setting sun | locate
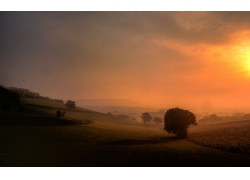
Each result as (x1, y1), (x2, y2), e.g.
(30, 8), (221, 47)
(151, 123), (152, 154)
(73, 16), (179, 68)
(245, 51), (250, 71)
(2, 12), (250, 111)
(235, 45), (250, 77)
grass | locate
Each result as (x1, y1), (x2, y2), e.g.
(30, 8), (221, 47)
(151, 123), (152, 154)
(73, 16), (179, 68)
(1, 121), (250, 167)
(20, 97), (66, 109)
(1, 98), (250, 166)
(188, 120), (250, 154)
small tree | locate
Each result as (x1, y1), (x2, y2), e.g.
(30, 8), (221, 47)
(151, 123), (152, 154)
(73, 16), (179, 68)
(153, 116), (163, 124)
(117, 114), (130, 120)
(65, 100), (76, 110)
(164, 107), (197, 138)
(129, 116), (137, 121)
(141, 112), (152, 124)
(56, 110), (66, 118)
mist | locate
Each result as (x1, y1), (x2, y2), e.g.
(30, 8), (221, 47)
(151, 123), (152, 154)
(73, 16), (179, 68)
(1, 12), (250, 115)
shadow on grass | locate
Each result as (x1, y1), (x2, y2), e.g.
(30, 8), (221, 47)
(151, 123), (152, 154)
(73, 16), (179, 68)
(105, 136), (182, 146)
(0, 114), (84, 127)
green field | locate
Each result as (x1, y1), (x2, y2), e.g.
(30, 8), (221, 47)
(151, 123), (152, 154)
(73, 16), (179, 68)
(1, 98), (250, 167)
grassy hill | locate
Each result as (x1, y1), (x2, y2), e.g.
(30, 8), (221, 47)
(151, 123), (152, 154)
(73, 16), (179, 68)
(1, 97), (139, 127)
(1, 96), (250, 166)
(20, 97), (67, 109)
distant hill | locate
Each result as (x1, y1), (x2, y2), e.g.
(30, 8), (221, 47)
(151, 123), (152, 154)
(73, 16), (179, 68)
(76, 98), (140, 107)
(199, 113), (250, 124)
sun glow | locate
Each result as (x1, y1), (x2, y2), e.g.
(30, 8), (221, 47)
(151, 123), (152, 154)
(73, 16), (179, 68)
(216, 40), (250, 78)
(246, 51), (250, 70)
(237, 47), (250, 76)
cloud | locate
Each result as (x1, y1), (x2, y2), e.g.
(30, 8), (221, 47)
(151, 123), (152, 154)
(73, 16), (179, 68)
(2, 12), (250, 109)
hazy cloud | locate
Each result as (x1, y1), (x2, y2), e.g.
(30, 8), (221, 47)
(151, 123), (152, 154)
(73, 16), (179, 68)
(1, 12), (250, 110)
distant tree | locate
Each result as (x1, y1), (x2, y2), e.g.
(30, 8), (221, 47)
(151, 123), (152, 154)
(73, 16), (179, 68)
(108, 112), (112, 115)
(56, 110), (66, 118)
(141, 112), (152, 124)
(65, 100), (76, 110)
(118, 114), (130, 120)
(164, 107), (197, 138)
(129, 116), (137, 121)
(153, 116), (163, 124)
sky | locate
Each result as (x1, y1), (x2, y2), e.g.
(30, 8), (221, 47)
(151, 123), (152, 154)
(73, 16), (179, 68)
(1, 11), (250, 111)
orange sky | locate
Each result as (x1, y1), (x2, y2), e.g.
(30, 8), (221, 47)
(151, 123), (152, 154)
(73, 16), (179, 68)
(1, 12), (250, 112)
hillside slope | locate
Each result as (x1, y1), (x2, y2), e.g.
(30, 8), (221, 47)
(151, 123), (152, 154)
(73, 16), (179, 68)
(1, 97), (139, 127)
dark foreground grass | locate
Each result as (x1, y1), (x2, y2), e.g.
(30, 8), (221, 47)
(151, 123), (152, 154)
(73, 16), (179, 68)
(1, 97), (250, 167)
(1, 121), (250, 167)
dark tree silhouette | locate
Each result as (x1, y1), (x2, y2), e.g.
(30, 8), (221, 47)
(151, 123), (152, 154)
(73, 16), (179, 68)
(65, 100), (76, 110)
(153, 116), (163, 124)
(164, 107), (197, 138)
(4, 86), (64, 103)
(141, 112), (152, 124)
(117, 114), (130, 120)
(129, 116), (137, 121)
(56, 110), (66, 118)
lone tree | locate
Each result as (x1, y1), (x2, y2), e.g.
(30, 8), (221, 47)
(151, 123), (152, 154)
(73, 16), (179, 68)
(141, 112), (152, 124)
(56, 110), (66, 118)
(164, 107), (197, 138)
(153, 116), (163, 124)
(65, 100), (76, 110)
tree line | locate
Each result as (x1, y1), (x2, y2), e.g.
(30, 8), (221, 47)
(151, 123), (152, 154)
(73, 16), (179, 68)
(199, 113), (250, 124)
(2, 85), (64, 103)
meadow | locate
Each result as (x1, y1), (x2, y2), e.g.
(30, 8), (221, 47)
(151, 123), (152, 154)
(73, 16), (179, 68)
(188, 120), (250, 154)
(1, 98), (250, 167)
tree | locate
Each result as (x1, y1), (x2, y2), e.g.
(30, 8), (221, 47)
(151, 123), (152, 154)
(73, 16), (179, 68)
(164, 107), (197, 138)
(141, 112), (152, 124)
(153, 116), (163, 124)
(65, 100), (76, 110)
(56, 110), (66, 118)
(129, 116), (137, 121)
(117, 114), (130, 120)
